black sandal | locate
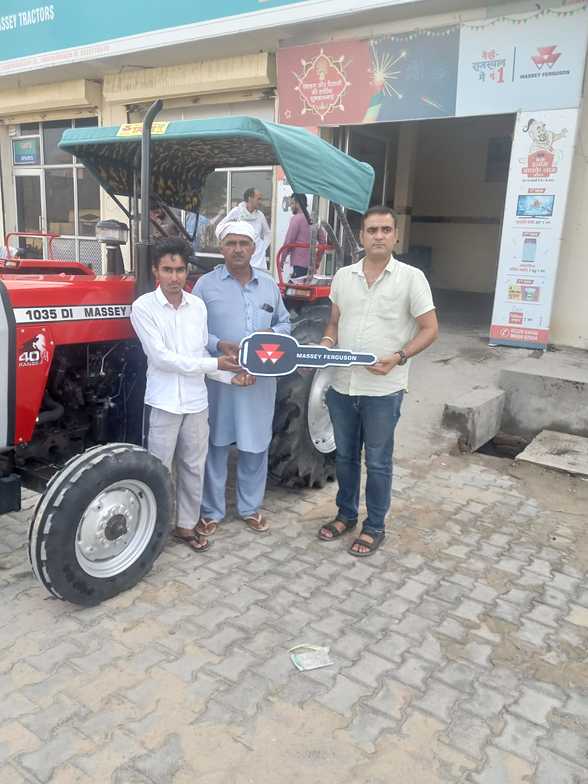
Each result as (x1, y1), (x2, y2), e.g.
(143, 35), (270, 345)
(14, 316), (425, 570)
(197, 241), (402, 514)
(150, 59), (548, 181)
(318, 518), (357, 541)
(348, 531), (385, 557)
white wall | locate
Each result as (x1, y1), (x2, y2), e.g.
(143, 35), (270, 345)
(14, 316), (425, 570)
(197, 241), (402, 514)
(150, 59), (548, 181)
(549, 99), (588, 350)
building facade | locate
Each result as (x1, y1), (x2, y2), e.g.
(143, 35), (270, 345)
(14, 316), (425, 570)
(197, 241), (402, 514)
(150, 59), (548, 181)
(0, 0), (586, 349)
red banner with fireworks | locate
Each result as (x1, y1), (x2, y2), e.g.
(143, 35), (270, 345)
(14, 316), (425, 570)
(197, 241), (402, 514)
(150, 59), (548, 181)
(277, 27), (459, 127)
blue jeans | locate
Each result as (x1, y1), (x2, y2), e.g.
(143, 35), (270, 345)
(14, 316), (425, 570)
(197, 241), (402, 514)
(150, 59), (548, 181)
(326, 388), (404, 536)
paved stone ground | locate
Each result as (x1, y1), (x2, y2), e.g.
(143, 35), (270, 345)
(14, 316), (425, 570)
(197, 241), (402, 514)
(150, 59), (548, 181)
(1, 451), (587, 783)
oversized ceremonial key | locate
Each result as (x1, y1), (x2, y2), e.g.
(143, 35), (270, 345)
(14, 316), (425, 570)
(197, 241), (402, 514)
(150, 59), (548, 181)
(238, 332), (377, 377)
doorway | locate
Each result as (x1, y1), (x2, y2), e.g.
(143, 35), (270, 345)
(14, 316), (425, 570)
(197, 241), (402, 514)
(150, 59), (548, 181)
(343, 114), (516, 333)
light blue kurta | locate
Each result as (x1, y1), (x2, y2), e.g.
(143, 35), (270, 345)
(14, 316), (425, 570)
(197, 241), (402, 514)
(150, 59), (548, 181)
(193, 265), (291, 453)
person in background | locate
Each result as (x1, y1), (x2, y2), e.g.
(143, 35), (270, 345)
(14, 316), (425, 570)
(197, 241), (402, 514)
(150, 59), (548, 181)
(193, 220), (290, 535)
(282, 193), (325, 278)
(131, 238), (253, 553)
(216, 188), (271, 270)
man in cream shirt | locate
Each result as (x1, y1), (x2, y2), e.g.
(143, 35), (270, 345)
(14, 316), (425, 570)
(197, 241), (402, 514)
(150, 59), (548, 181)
(318, 207), (438, 556)
(131, 237), (253, 552)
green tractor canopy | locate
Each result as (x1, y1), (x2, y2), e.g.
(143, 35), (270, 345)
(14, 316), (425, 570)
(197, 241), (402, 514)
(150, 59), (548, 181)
(60, 116), (375, 215)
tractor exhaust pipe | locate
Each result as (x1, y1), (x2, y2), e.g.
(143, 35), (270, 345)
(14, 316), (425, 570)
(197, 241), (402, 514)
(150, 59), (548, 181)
(135, 99), (163, 300)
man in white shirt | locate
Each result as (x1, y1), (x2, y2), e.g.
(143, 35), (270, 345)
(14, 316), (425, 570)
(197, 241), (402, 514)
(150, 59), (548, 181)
(131, 238), (252, 552)
(216, 188), (271, 270)
(317, 207), (439, 557)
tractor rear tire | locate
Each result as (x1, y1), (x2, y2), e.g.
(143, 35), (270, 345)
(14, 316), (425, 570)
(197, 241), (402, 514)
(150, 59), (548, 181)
(29, 444), (172, 606)
(269, 301), (336, 488)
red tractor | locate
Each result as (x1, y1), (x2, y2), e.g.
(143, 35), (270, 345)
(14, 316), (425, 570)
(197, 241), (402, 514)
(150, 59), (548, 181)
(0, 101), (374, 605)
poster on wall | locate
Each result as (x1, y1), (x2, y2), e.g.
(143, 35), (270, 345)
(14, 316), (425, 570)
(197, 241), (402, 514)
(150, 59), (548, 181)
(489, 107), (579, 349)
(277, 39), (371, 126)
(277, 27), (459, 127)
(456, 6), (588, 117)
(364, 26), (459, 123)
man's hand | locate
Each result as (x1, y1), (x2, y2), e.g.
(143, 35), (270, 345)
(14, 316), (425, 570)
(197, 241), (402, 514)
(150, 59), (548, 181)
(366, 354), (401, 376)
(218, 355), (241, 373)
(231, 372), (256, 387)
(218, 340), (239, 360)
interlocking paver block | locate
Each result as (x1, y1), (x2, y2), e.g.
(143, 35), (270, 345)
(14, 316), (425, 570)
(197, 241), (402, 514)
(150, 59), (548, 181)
(378, 595), (412, 619)
(316, 675), (374, 717)
(551, 572), (580, 594)
(330, 631), (372, 660)
(367, 680), (415, 720)
(344, 651), (395, 688)
(535, 747), (588, 784)
(393, 613), (434, 641)
(516, 619), (551, 648)
(19, 728), (95, 783)
(395, 578), (428, 603)
(437, 617), (468, 642)
(541, 725), (588, 769)
(443, 710), (491, 759)
(462, 684), (508, 720)
(391, 656), (432, 690)
(437, 661), (477, 693)
(470, 745), (534, 784)
(131, 733), (183, 782)
(495, 713), (546, 762)
(566, 604), (588, 628)
(215, 672), (270, 718)
(479, 666), (521, 697)
(415, 680), (460, 722)
(369, 631), (412, 662)
(345, 705), (399, 752)
(510, 685), (563, 727)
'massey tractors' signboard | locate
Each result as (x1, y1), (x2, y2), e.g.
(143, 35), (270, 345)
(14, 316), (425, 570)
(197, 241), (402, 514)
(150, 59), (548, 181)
(0, 0), (418, 76)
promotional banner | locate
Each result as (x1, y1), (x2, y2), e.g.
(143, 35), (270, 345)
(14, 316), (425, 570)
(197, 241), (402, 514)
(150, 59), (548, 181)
(277, 5), (588, 127)
(489, 108), (579, 348)
(277, 26), (459, 126)
(456, 6), (588, 117)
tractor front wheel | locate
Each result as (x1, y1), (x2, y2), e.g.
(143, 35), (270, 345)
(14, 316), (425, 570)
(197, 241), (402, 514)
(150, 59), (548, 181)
(29, 444), (171, 606)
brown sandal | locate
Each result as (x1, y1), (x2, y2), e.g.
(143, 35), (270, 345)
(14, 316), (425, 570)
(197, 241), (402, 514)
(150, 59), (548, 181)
(172, 531), (210, 552)
(195, 518), (218, 536)
(242, 513), (269, 533)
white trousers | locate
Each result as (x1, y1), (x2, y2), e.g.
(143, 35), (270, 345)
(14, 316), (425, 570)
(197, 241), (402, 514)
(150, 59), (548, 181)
(144, 406), (209, 528)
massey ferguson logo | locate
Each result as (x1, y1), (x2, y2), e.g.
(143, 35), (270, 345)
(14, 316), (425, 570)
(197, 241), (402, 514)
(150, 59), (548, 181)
(255, 343), (285, 365)
(532, 46), (561, 70)
(18, 333), (49, 367)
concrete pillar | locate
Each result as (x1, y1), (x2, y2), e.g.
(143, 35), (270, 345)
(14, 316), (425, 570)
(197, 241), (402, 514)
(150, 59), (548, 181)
(393, 122), (419, 254)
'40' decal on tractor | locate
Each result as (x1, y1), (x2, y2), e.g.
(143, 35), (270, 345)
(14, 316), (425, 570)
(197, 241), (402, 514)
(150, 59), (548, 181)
(239, 332), (376, 377)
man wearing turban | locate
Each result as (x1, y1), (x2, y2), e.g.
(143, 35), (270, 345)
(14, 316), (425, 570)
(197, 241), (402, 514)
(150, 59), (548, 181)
(193, 221), (290, 534)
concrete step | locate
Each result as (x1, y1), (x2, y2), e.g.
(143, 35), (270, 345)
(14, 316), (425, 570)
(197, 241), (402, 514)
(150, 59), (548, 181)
(516, 430), (588, 478)
(442, 387), (505, 452)
(499, 351), (588, 439)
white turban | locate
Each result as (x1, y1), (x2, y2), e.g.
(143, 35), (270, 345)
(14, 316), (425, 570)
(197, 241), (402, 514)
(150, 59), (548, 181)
(215, 219), (256, 243)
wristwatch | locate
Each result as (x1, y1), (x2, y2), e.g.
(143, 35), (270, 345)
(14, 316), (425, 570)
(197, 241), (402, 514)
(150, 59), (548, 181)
(395, 350), (408, 366)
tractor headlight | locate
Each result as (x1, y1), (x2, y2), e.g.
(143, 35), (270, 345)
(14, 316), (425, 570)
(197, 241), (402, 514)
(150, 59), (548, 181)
(96, 220), (128, 246)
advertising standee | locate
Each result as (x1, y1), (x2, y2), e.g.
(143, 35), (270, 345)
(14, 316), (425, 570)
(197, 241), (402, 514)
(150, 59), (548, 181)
(490, 108), (579, 348)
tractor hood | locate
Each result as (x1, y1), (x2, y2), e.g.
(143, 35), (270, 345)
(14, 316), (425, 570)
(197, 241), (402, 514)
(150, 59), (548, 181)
(59, 116), (375, 214)
(1, 274), (135, 312)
